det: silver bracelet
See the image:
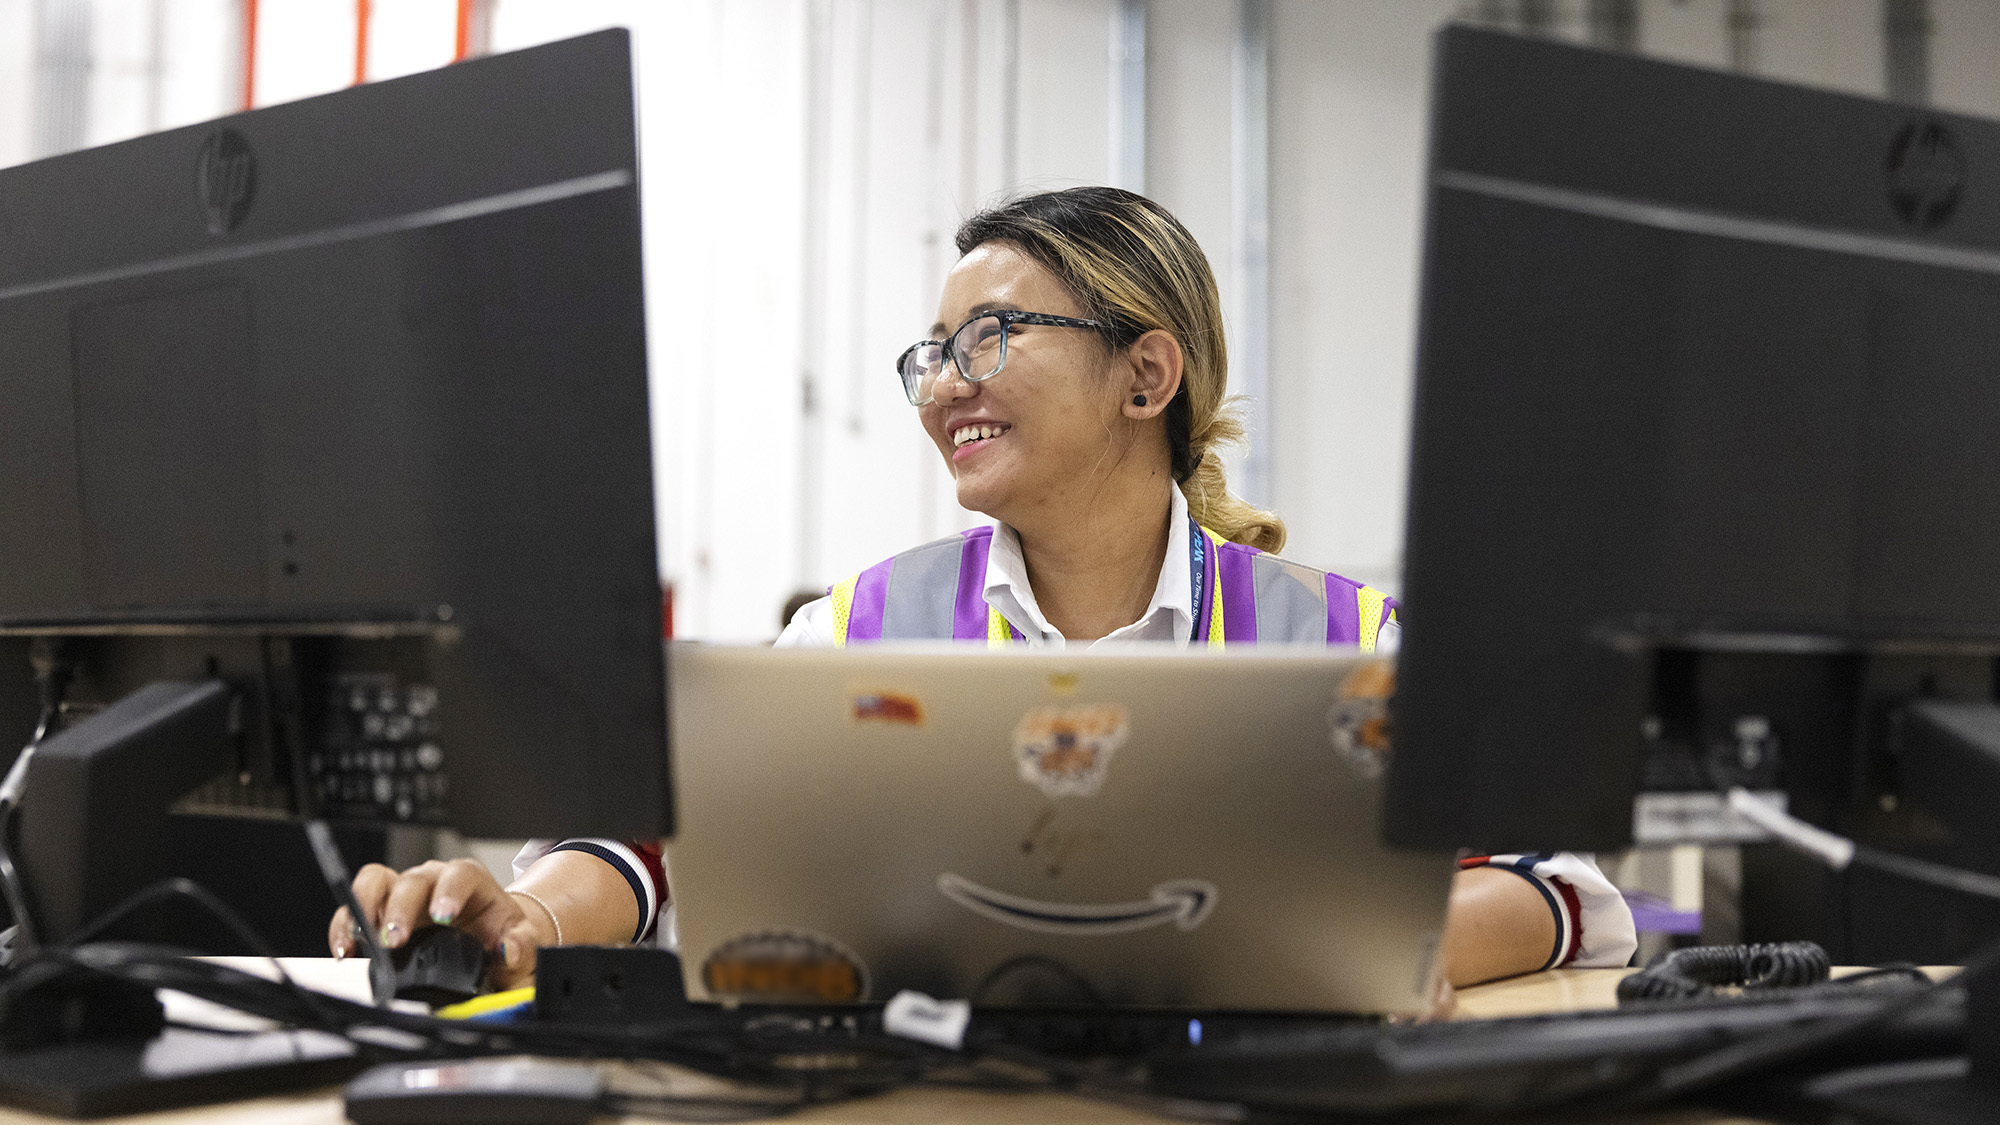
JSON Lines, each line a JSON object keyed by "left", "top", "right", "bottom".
{"left": 508, "top": 889, "right": 563, "bottom": 947}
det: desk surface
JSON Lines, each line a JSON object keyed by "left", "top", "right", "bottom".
{"left": 0, "top": 960, "right": 1893, "bottom": 1125}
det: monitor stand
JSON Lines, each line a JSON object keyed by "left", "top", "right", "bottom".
{"left": 0, "top": 679, "right": 369, "bottom": 1116}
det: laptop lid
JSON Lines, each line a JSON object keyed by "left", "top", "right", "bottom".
{"left": 666, "top": 644, "right": 1454, "bottom": 1015}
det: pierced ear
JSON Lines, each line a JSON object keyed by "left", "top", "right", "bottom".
{"left": 1121, "top": 329, "right": 1183, "bottom": 420}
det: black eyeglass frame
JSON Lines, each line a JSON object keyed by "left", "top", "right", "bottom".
{"left": 895, "top": 310, "right": 1107, "bottom": 406}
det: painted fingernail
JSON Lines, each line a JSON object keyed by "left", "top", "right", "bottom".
{"left": 332, "top": 942, "right": 347, "bottom": 961}
{"left": 431, "top": 899, "right": 460, "bottom": 926}
{"left": 380, "top": 921, "right": 404, "bottom": 948}
{"left": 501, "top": 940, "right": 519, "bottom": 968}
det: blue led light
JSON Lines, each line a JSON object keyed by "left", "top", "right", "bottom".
{"left": 1187, "top": 1018, "right": 1202, "bottom": 1046}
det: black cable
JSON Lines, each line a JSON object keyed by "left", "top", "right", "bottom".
{"left": 27, "top": 640, "right": 72, "bottom": 748}
{"left": 1621, "top": 940, "right": 1991, "bottom": 1107}
{"left": 0, "top": 875, "right": 1231, "bottom": 1116}
{"left": 1829, "top": 964, "right": 1930, "bottom": 988}
{"left": 1617, "top": 942, "right": 1831, "bottom": 1003}
{"left": 0, "top": 644, "right": 74, "bottom": 958}
{"left": 49, "top": 939, "right": 1173, "bottom": 1119}
{"left": 0, "top": 824, "right": 37, "bottom": 957}
{"left": 301, "top": 819, "right": 396, "bottom": 1007}
{"left": 1613, "top": 788, "right": 2000, "bottom": 1106}
{"left": 54, "top": 876, "right": 340, "bottom": 1028}
{"left": 970, "top": 955, "right": 1108, "bottom": 1007}
{"left": 1852, "top": 844, "right": 2000, "bottom": 904}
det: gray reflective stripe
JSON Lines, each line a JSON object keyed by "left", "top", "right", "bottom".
{"left": 1251, "top": 554, "right": 1331, "bottom": 642}
{"left": 879, "top": 535, "right": 967, "bottom": 639}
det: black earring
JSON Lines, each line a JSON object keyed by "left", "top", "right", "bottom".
{"left": 1132, "top": 394, "right": 1147, "bottom": 407}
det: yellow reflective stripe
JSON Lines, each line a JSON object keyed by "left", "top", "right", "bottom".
{"left": 988, "top": 606, "right": 1013, "bottom": 647}
{"left": 1200, "top": 527, "right": 1225, "bottom": 649}
{"left": 1356, "top": 587, "right": 1389, "bottom": 653}
{"left": 830, "top": 575, "right": 858, "bottom": 648}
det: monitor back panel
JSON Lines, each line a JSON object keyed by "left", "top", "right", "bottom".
{"left": 1392, "top": 26, "right": 2000, "bottom": 852}
{"left": 0, "top": 31, "right": 668, "bottom": 838}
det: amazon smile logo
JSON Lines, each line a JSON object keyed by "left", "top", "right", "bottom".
{"left": 937, "top": 873, "right": 1218, "bottom": 935}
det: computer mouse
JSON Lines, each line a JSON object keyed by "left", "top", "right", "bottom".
{"left": 389, "top": 925, "right": 489, "bottom": 1007}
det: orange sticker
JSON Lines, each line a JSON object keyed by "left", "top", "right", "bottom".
{"left": 1327, "top": 659, "right": 1395, "bottom": 778}
{"left": 852, "top": 691, "right": 923, "bottom": 726}
{"left": 702, "top": 931, "right": 869, "bottom": 1003}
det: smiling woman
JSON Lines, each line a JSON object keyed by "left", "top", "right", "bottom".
{"left": 784, "top": 187, "right": 1332, "bottom": 649}
{"left": 332, "top": 187, "right": 1636, "bottom": 998}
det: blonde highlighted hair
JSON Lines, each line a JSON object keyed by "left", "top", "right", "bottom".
{"left": 954, "top": 187, "right": 1285, "bottom": 552}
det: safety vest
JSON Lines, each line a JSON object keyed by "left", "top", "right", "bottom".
{"left": 829, "top": 525, "right": 1398, "bottom": 650}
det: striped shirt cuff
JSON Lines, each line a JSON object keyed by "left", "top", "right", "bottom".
{"left": 1460, "top": 853, "right": 1583, "bottom": 971}
{"left": 548, "top": 837, "right": 658, "bottom": 943}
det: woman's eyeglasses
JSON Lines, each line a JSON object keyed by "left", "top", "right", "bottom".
{"left": 895, "top": 310, "right": 1104, "bottom": 406}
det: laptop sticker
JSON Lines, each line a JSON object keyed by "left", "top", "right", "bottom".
{"left": 1013, "top": 703, "right": 1129, "bottom": 797}
{"left": 701, "top": 930, "right": 870, "bottom": 1003}
{"left": 937, "top": 873, "right": 1218, "bottom": 935}
{"left": 850, "top": 689, "right": 924, "bottom": 726}
{"left": 1326, "top": 659, "right": 1396, "bottom": 779}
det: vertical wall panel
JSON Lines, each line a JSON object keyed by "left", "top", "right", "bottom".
{"left": 0, "top": 0, "right": 34, "bottom": 167}
{"left": 1015, "top": 0, "right": 1117, "bottom": 188}
{"left": 79, "top": 0, "right": 153, "bottom": 148}
{"left": 32, "top": 0, "right": 91, "bottom": 156}
{"left": 810, "top": 0, "right": 960, "bottom": 611}
{"left": 1266, "top": 0, "right": 1456, "bottom": 589}
{"left": 251, "top": 0, "right": 353, "bottom": 107}
{"left": 154, "top": 0, "right": 233, "bottom": 131}
{"left": 367, "top": 0, "right": 457, "bottom": 82}
{"left": 1639, "top": 0, "right": 1734, "bottom": 69}
{"left": 648, "top": 1, "right": 809, "bottom": 640}
{"left": 1144, "top": 0, "right": 1236, "bottom": 285}
{"left": 1229, "top": 0, "right": 1270, "bottom": 506}
{"left": 1758, "top": 0, "right": 1884, "bottom": 95}
{"left": 1932, "top": 0, "right": 2000, "bottom": 117}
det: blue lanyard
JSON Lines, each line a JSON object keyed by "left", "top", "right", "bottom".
{"left": 1187, "top": 516, "right": 1205, "bottom": 643}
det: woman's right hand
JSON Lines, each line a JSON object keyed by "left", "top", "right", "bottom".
{"left": 327, "top": 859, "right": 545, "bottom": 990}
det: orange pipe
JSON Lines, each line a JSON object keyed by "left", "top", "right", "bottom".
{"left": 240, "top": 0, "right": 258, "bottom": 110}
{"left": 455, "top": 0, "right": 473, "bottom": 61}
{"left": 353, "top": 0, "right": 371, "bottom": 85}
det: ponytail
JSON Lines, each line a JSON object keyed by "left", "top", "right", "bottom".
{"left": 1178, "top": 401, "right": 1285, "bottom": 553}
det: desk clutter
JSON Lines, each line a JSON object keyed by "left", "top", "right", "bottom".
{"left": 0, "top": 936, "right": 1973, "bottom": 1123}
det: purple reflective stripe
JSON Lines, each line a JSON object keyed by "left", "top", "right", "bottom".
{"left": 847, "top": 557, "right": 894, "bottom": 643}
{"left": 1217, "top": 542, "right": 1258, "bottom": 644}
{"left": 1326, "top": 573, "right": 1360, "bottom": 645}
{"left": 952, "top": 528, "right": 993, "bottom": 641}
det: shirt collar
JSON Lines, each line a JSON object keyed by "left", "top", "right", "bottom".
{"left": 982, "top": 486, "right": 1196, "bottom": 648}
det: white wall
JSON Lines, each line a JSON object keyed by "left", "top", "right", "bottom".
{"left": 1266, "top": 1, "right": 1458, "bottom": 590}
{"left": 1759, "top": 0, "right": 1884, "bottom": 96}
{"left": 0, "top": 0, "right": 32, "bottom": 168}
{"left": 5, "top": 0, "right": 2000, "bottom": 639}
{"left": 1934, "top": 0, "right": 2000, "bottom": 116}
